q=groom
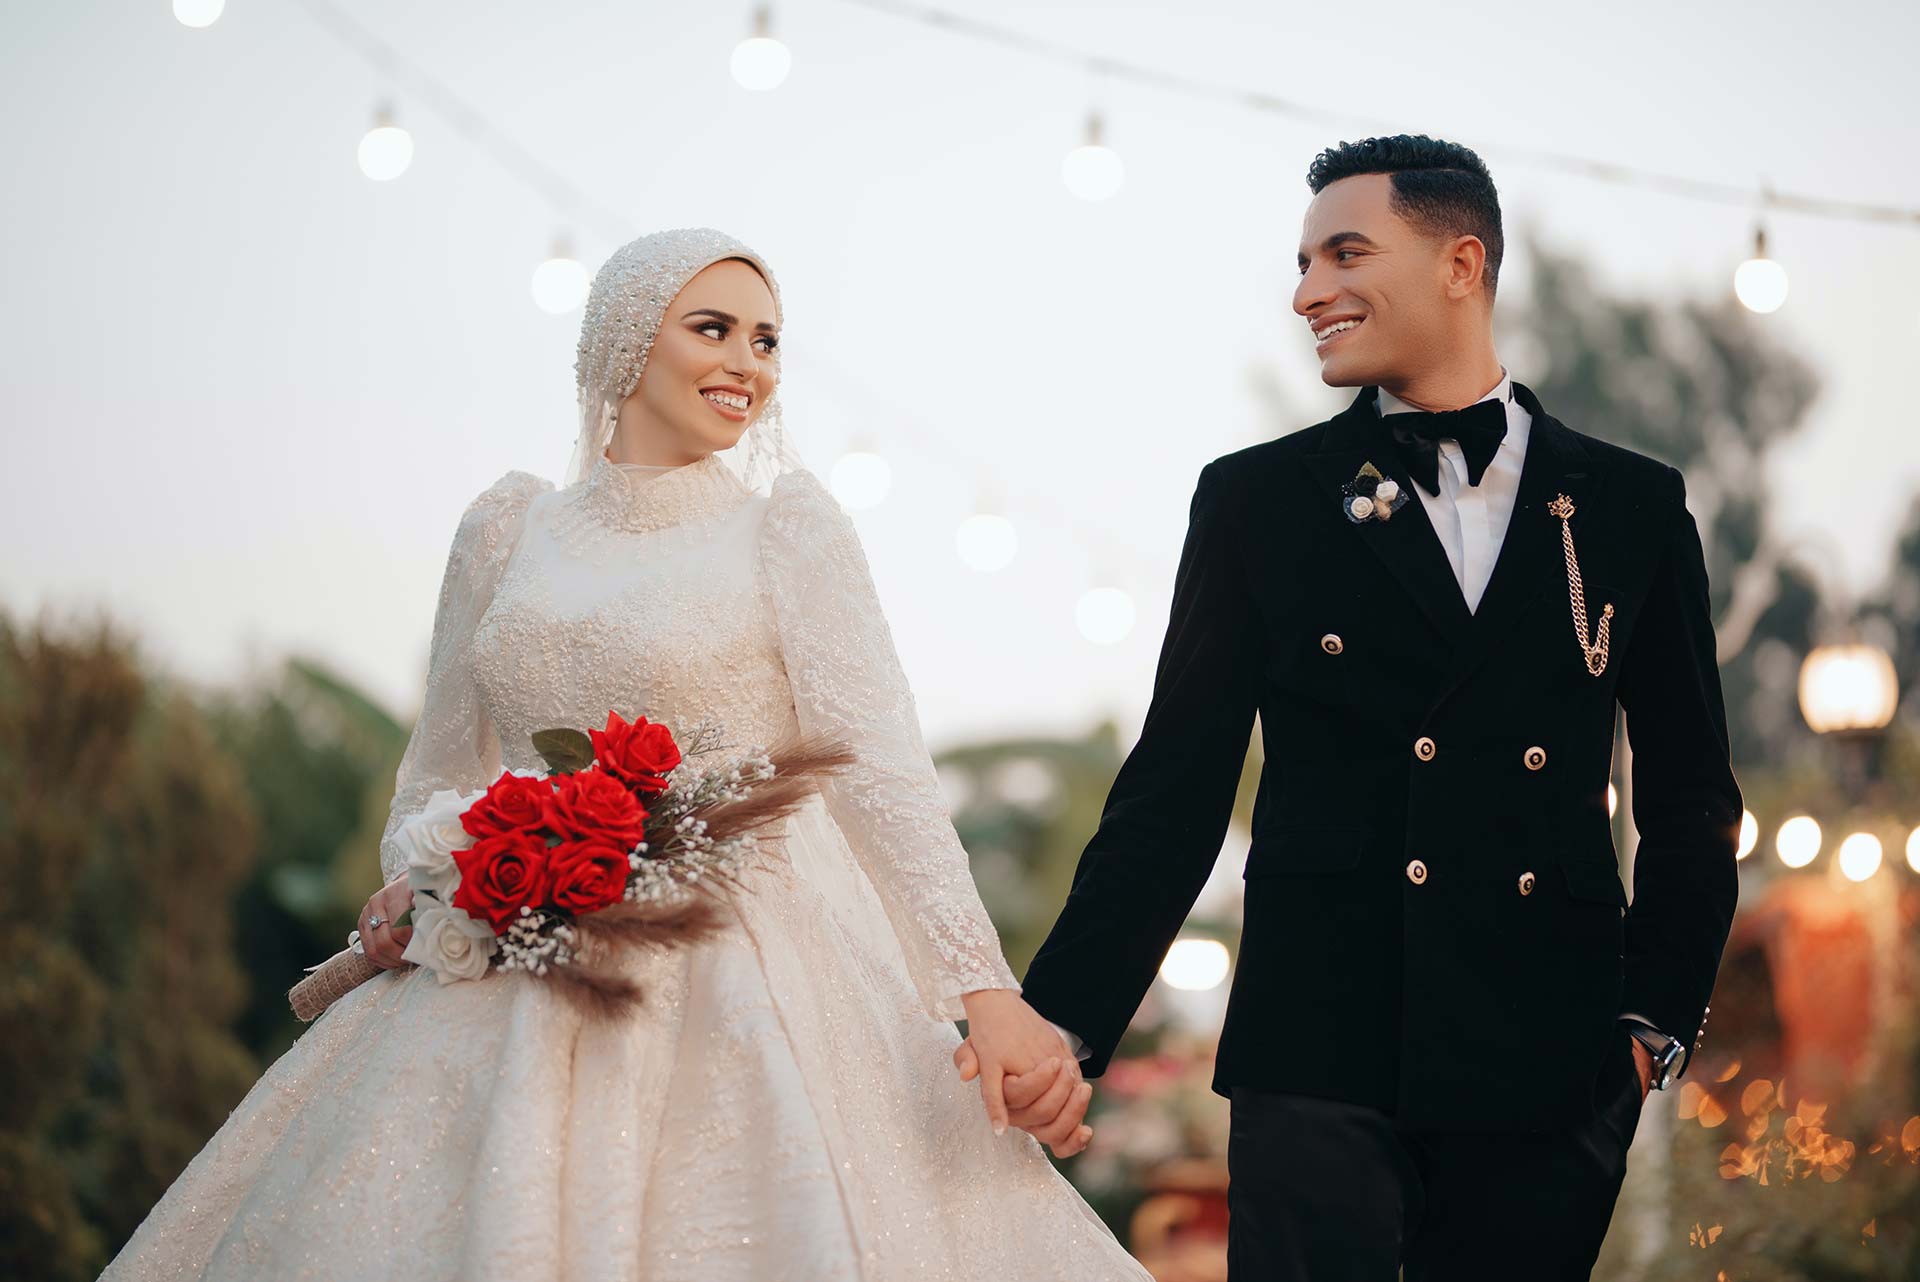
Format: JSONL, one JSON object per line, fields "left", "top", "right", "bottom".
{"left": 1017, "top": 136, "right": 1741, "bottom": 1278}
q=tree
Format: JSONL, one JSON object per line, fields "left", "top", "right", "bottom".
{"left": 0, "top": 617, "right": 258, "bottom": 1279}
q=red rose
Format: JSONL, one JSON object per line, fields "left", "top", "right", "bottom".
{"left": 452, "top": 829, "right": 552, "bottom": 932}
{"left": 546, "top": 839, "right": 630, "bottom": 915}
{"left": 462, "top": 771, "right": 556, "bottom": 840}
{"left": 545, "top": 767, "right": 648, "bottom": 849}
{"left": 589, "top": 712, "right": 682, "bottom": 796}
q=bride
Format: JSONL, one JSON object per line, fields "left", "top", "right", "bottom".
{"left": 103, "top": 229, "right": 1147, "bottom": 1281}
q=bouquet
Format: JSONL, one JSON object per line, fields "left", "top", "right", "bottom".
{"left": 289, "top": 712, "right": 849, "bottom": 1023}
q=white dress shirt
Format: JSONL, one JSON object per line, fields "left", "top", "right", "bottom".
{"left": 1376, "top": 370, "right": 1530, "bottom": 614}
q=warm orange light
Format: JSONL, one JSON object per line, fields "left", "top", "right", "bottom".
{"left": 1798, "top": 643, "right": 1898, "bottom": 734}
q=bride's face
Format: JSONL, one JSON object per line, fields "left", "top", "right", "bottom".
{"left": 617, "top": 259, "right": 780, "bottom": 464}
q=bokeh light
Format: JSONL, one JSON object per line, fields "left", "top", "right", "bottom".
{"left": 173, "top": 0, "right": 224, "bottom": 28}
{"left": 357, "top": 122, "right": 413, "bottom": 182}
{"left": 1838, "top": 832, "right": 1883, "bottom": 882}
{"left": 955, "top": 513, "right": 1017, "bottom": 573}
{"left": 1076, "top": 587, "right": 1136, "bottom": 645}
{"left": 1737, "top": 810, "right": 1759, "bottom": 860}
{"left": 1159, "top": 938, "right": 1230, "bottom": 992}
{"left": 1776, "top": 815, "right": 1822, "bottom": 869}
{"left": 829, "top": 451, "right": 892, "bottom": 510}
{"left": 530, "top": 252, "right": 590, "bottom": 314}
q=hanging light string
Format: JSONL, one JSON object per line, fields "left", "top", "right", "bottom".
{"left": 283, "top": 0, "right": 631, "bottom": 242}
{"left": 833, "top": 0, "right": 1920, "bottom": 229}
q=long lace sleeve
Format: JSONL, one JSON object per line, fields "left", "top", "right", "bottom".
{"left": 377, "top": 471, "right": 551, "bottom": 880}
{"left": 761, "top": 470, "right": 1018, "bottom": 1020}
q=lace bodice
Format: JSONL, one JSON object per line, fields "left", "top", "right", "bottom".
{"left": 378, "top": 455, "right": 1017, "bottom": 1017}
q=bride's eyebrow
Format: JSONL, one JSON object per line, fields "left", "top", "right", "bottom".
{"left": 682, "top": 307, "right": 778, "bottom": 334}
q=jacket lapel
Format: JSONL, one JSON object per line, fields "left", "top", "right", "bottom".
{"left": 1456, "top": 382, "right": 1599, "bottom": 679}
{"left": 1303, "top": 387, "right": 1475, "bottom": 653}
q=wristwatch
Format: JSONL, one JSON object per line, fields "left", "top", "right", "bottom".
{"left": 1624, "top": 1023, "right": 1686, "bottom": 1091}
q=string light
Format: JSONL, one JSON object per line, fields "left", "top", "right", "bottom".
{"left": 731, "top": 4, "right": 792, "bottom": 92}
{"left": 1061, "top": 112, "right": 1124, "bottom": 202}
{"left": 173, "top": 0, "right": 224, "bottom": 28}
{"left": 1734, "top": 225, "right": 1789, "bottom": 314}
{"left": 357, "top": 104, "right": 413, "bottom": 182}
{"left": 1776, "top": 815, "right": 1822, "bottom": 869}
{"left": 1159, "top": 938, "right": 1230, "bottom": 991}
{"left": 955, "top": 512, "right": 1018, "bottom": 573}
{"left": 830, "top": 448, "right": 892, "bottom": 510}
{"left": 1737, "top": 810, "right": 1758, "bottom": 860}
{"left": 1076, "top": 585, "right": 1136, "bottom": 645}
{"left": 1838, "top": 832, "right": 1883, "bottom": 882}
{"left": 529, "top": 235, "right": 590, "bottom": 314}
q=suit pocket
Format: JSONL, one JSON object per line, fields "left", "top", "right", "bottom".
{"left": 1244, "top": 824, "right": 1367, "bottom": 877}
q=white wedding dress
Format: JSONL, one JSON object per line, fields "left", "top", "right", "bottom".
{"left": 103, "top": 456, "right": 1149, "bottom": 1282}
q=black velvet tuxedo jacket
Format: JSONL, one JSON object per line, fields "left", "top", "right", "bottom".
{"left": 1020, "top": 383, "right": 1742, "bottom": 1132}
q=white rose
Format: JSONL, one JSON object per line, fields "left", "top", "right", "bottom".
{"left": 1348, "top": 495, "right": 1374, "bottom": 520}
{"left": 397, "top": 788, "right": 477, "bottom": 905}
{"left": 1375, "top": 479, "right": 1399, "bottom": 503}
{"left": 401, "top": 904, "right": 498, "bottom": 984}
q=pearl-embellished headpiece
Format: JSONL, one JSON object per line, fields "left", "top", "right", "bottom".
{"left": 567, "top": 227, "right": 791, "bottom": 489}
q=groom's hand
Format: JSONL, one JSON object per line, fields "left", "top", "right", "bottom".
{"left": 955, "top": 1044, "right": 1095, "bottom": 1158}
{"left": 1629, "top": 1036, "right": 1654, "bottom": 1101}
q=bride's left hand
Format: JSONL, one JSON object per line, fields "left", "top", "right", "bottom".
{"left": 955, "top": 989, "right": 1094, "bottom": 1156}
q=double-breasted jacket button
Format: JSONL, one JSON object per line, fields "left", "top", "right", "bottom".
{"left": 1320, "top": 633, "right": 1344, "bottom": 655}
{"left": 1414, "top": 736, "right": 1437, "bottom": 762}
{"left": 1406, "top": 859, "right": 1429, "bottom": 886}
{"left": 1523, "top": 746, "right": 1547, "bottom": 771}
{"left": 1517, "top": 871, "right": 1537, "bottom": 896}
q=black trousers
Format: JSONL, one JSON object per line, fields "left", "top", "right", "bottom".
{"left": 1225, "top": 1035, "right": 1646, "bottom": 1281}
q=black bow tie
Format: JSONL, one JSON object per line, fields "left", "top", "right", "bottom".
{"left": 1383, "top": 396, "right": 1509, "bottom": 496}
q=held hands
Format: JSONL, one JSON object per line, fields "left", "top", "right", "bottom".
{"left": 359, "top": 873, "right": 414, "bottom": 969}
{"left": 954, "top": 989, "right": 1095, "bottom": 1158}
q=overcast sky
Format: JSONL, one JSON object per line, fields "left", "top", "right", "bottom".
{"left": 4, "top": 0, "right": 1917, "bottom": 747}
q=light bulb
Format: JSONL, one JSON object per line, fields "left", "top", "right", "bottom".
{"left": 1734, "top": 225, "right": 1788, "bottom": 314}
{"left": 955, "top": 513, "right": 1017, "bottom": 573}
{"left": 1159, "top": 938, "right": 1230, "bottom": 992}
{"left": 1838, "top": 832, "right": 1883, "bottom": 882}
{"left": 174, "top": 0, "right": 224, "bottom": 27}
{"left": 731, "top": 5, "right": 791, "bottom": 91}
{"left": 1776, "top": 815, "right": 1821, "bottom": 869}
{"left": 1737, "top": 810, "right": 1758, "bottom": 860}
{"left": 530, "top": 241, "right": 590, "bottom": 314}
{"left": 1061, "top": 113, "right": 1124, "bottom": 202}
{"left": 1076, "top": 586, "right": 1136, "bottom": 645}
{"left": 358, "top": 107, "right": 413, "bottom": 182}
{"left": 830, "top": 451, "right": 892, "bottom": 510}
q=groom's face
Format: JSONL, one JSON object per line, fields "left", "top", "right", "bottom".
{"left": 1293, "top": 173, "right": 1452, "bottom": 389}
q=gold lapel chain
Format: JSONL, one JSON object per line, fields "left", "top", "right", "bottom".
{"left": 1548, "top": 494, "right": 1613, "bottom": 676}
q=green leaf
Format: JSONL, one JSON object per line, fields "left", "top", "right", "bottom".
{"left": 531, "top": 727, "right": 594, "bottom": 774}
{"left": 1358, "top": 462, "right": 1383, "bottom": 481}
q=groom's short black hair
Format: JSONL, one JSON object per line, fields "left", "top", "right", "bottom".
{"left": 1306, "top": 135, "right": 1504, "bottom": 297}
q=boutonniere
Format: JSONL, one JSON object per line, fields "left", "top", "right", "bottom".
{"left": 1342, "top": 462, "right": 1410, "bottom": 524}
{"left": 1548, "top": 494, "right": 1614, "bottom": 676}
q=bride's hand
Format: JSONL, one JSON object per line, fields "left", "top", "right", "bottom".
{"left": 955, "top": 989, "right": 1094, "bottom": 1156}
{"left": 359, "top": 873, "right": 414, "bottom": 969}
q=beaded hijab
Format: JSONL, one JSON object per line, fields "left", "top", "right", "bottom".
{"left": 568, "top": 228, "right": 794, "bottom": 491}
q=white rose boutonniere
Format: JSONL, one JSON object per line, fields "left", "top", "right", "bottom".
{"left": 401, "top": 904, "right": 499, "bottom": 984}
